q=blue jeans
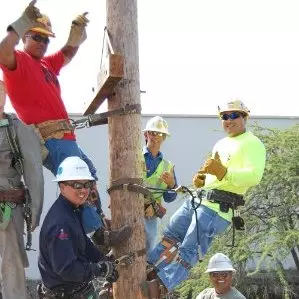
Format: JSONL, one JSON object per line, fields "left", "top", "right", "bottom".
{"left": 145, "top": 217, "right": 158, "bottom": 256}
{"left": 43, "top": 138, "right": 104, "bottom": 234}
{"left": 148, "top": 199, "right": 230, "bottom": 290}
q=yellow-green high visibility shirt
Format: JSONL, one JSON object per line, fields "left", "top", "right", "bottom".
{"left": 202, "top": 131, "right": 266, "bottom": 221}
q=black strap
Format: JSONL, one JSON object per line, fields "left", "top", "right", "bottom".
{"left": 72, "top": 103, "right": 142, "bottom": 128}
{"left": 107, "top": 177, "right": 157, "bottom": 207}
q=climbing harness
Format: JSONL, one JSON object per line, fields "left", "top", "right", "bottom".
{"left": 4, "top": 115, "right": 33, "bottom": 250}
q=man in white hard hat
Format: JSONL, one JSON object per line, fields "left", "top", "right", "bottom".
{"left": 38, "top": 157, "right": 119, "bottom": 299}
{"left": 142, "top": 116, "right": 178, "bottom": 255}
{"left": 196, "top": 253, "right": 246, "bottom": 299}
{"left": 147, "top": 100, "right": 266, "bottom": 295}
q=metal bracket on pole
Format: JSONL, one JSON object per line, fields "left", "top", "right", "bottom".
{"left": 83, "top": 29, "right": 124, "bottom": 115}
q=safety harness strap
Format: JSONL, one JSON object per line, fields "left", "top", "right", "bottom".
{"left": 175, "top": 256, "right": 191, "bottom": 270}
{"left": 73, "top": 103, "right": 142, "bottom": 128}
{"left": 0, "top": 188, "right": 25, "bottom": 203}
{"left": 5, "top": 115, "right": 33, "bottom": 251}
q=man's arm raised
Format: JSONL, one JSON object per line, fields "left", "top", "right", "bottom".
{"left": 0, "top": 0, "right": 42, "bottom": 70}
{"left": 61, "top": 12, "right": 89, "bottom": 66}
{"left": 0, "top": 32, "right": 19, "bottom": 70}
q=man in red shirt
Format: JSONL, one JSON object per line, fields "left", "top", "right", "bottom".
{"left": 0, "top": 0, "right": 131, "bottom": 249}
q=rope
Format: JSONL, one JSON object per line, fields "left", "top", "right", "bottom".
{"left": 99, "top": 27, "right": 107, "bottom": 70}
{"left": 180, "top": 186, "right": 202, "bottom": 256}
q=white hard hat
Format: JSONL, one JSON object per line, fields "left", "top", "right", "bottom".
{"left": 218, "top": 100, "right": 250, "bottom": 116}
{"left": 53, "top": 156, "right": 95, "bottom": 182}
{"left": 142, "top": 116, "right": 170, "bottom": 136}
{"left": 205, "top": 253, "right": 236, "bottom": 273}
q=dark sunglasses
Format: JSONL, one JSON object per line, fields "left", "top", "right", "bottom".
{"left": 220, "top": 111, "right": 243, "bottom": 120}
{"left": 25, "top": 34, "right": 50, "bottom": 45}
{"left": 148, "top": 131, "right": 166, "bottom": 138}
{"left": 63, "top": 181, "right": 93, "bottom": 190}
{"left": 210, "top": 271, "right": 231, "bottom": 278}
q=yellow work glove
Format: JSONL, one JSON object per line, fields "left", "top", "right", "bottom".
{"left": 8, "top": 0, "right": 43, "bottom": 38}
{"left": 201, "top": 151, "right": 227, "bottom": 181}
{"left": 161, "top": 165, "right": 176, "bottom": 188}
{"left": 66, "top": 12, "right": 89, "bottom": 47}
{"left": 192, "top": 172, "right": 206, "bottom": 188}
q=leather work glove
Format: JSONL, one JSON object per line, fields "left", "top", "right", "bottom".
{"left": 144, "top": 205, "right": 155, "bottom": 218}
{"left": 201, "top": 151, "right": 227, "bottom": 181}
{"left": 7, "top": 0, "right": 43, "bottom": 38}
{"left": 66, "top": 12, "right": 89, "bottom": 47}
{"left": 192, "top": 172, "right": 206, "bottom": 188}
{"left": 161, "top": 165, "right": 176, "bottom": 188}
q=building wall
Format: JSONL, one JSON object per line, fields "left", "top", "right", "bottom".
{"left": 25, "top": 114, "right": 299, "bottom": 279}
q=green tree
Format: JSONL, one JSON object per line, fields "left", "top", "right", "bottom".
{"left": 178, "top": 124, "right": 299, "bottom": 299}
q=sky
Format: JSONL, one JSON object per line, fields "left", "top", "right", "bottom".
{"left": 1, "top": 0, "right": 299, "bottom": 116}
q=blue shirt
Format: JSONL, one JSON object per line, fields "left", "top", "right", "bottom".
{"left": 38, "top": 195, "right": 105, "bottom": 289}
{"left": 143, "top": 146, "right": 178, "bottom": 203}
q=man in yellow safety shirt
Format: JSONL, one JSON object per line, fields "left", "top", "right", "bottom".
{"left": 147, "top": 100, "right": 266, "bottom": 295}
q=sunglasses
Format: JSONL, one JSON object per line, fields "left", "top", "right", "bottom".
{"left": 63, "top": 181, "right": 94, "bottom": 190}
{"left": 25, "top": 34, "right": 50, "bottom": 45}
{"left": 220, "top": 111, "right": 243, "bottom": 120}
{"left": 210, "top": 271, "right": 231, "bottom": 278}
{"left": 148, "top": 131, "right": 166, "bottom": 138}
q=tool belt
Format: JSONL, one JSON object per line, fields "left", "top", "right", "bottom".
{"left": 0, "top": 188, "right": 25, "bottom": 204}
{"left": 36, "top": 119, "right": 74, "bottom": 141}
{"left": 198, "top": 189, "right": 245, "bottom": 213}
{"left": 37, "top": 281, "right": 96, "bottom": 299}
{"left": 160, "top": 236, "right": 179, "bottom": 263}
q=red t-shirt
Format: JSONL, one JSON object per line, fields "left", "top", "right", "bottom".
{"left": 1, "top": 50, "right": 75, "bottom": 139}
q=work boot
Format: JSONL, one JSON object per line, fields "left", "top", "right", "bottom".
{"left": 92, "top": 225, "right": 132, "bottom": 246}
{"left": 146, "top": 279, "right": 161, "bottom": 299}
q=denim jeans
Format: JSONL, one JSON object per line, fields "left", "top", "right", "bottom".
{"left": 148, "top": 199, "right": 230, "bottom": 290}
{"left": 144, "top": 217, "right": 158, "bottom": 256}
{"left": 43, "top": 139, "right": 104, "bottom": 234}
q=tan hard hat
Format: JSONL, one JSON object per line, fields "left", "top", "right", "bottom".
{"left": 218, "top": 100, "right": 250, "bottom": 116}
{"left": 31, "top": 15, "right": 55, "bottom": 37}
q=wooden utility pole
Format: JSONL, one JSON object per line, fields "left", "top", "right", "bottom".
{"left": 106, "top": 1, "right": 146, "bottom": 298}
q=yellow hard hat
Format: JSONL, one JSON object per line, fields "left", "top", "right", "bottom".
{"left": 31, "top": 15, "right": 55, "bottom": 37}
{"left": 218, "top": 100, "right": 250, "bottom": 116}
{"left": 143, "top": 116, "right": 170, "bottom": 136}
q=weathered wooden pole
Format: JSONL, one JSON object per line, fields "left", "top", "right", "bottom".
{"left": 106, "top": 1, "right": 146, "bottom": 298}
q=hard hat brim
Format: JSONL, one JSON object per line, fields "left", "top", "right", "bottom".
{"left": 205, "top": 267, "right": 236, "bottom": 273}
{"left": 142, "top": 128, "right": 170, "bottom": 136}
{"left": 219, "top": 109, "right": 249, "bottom": 116}
{"left": 31, "top": 27, "right": 56, "bottom": 37}
{"left": 53, "top": 176, "right": 95, "bottom": 182}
